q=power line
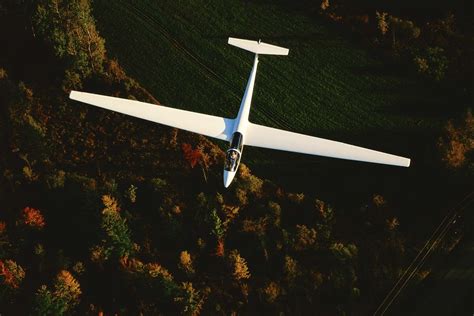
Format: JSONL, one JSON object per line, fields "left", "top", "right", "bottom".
{"left": 373, "top": 191, "right": 474, "bottom": 316}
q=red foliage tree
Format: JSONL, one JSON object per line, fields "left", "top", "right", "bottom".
{"left": 0, "top": 222, "right": 6, "bottom": 234}
{"left": 181, "top": 143, "right": 202, "bottom": 168}
{"left": 216, "top": 239, "right": 225, "bottom": 257}
{"left": 0, "top": 259, "right": 25, "bottom": 289}
{"left": 22, "top": 207, "right": 45, "bottom": 229}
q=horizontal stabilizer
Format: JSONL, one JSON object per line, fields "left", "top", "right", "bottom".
{"left": 228, "top": 37, "right": 289, "bottom": 55}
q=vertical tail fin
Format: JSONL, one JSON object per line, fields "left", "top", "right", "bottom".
{"left": 228, "top": 37, "right": 289, "bottom": 55}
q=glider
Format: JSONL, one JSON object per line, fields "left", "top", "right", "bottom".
{"left": 70, "top": 37, "right": 410, "bottom": 188}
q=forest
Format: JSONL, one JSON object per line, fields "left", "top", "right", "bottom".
{"left": 0, "top": 0, "right": 472, "bottom": 315}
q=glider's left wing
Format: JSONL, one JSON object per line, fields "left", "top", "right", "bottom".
{"left": 70, "top": 91, "right": 234, "bottom": 141}
{"left": 245, "top": 123, "right": 410, "bottom": 167}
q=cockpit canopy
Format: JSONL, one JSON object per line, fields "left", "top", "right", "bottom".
{"left": 224, "top": 132, "right": 244, "bottom": 172}
{"left": 230, "top": 132, "right": 243, "bottom": 151}
{"left": 225, "top": 149, "right": 240, "bottom": 172}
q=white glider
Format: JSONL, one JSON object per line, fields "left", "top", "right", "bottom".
{"left": 70, "top": 37, "right": 410, "bottom": 188}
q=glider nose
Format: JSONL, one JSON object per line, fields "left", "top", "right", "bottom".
{"left": 223, "top": 170, "right": 236, "bottom": 188}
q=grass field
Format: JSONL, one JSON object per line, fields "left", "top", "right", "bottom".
{"left": 91, "top": 0, "right": 454, "bottom": 202}
{"left": 92, "top": 0, "right": 447, "bottom": 135}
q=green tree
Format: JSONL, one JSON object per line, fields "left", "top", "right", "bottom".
{"left": 293, "top": 224, "right": 317, "bottom": 251}
{"left": 388, "top": 16, "right": 421, "bottom": 46}
{"left": 34, "top": 0, "right": 106, "bottom": 87}
{"left": 175, "top": 282, "right": 205, "bottom": 315}
{"left": 33, "top": 270, "right": 81, "bottom": 315}
{"left": 8, "top": 83, "right": 49, "bottom": 164}
{"left": 414, "top": 47, "right": 448, "bottom": 81}
{"left": 208, "top": 209, "right": 224, "bottom": 239}
{"left": 93, "top": 195, "right": 135, "bottom": 261}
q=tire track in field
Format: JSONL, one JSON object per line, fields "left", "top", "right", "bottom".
{"left": 136, "top": 1, "right": 313, "bottom": 131}
{"left": 101, "top": 1, "right": 403, "bottom": 137}
{"left": 107, "top": 1, "right": 355, "bottom": 134}
{"left": 120, "top": 1, "right": 294, "bottom": 131}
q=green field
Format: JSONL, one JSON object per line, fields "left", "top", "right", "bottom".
{"left": 92, "top": 0, "right": 446, "bottom": 135}
{"left": 91, "top": 0, "right": 450, "bottom": 198}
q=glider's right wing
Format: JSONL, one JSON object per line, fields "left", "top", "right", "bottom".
{"left": 70, "top": 91, "right": 235, "bottom": 141}
{"left": 245, "top": 123, "right": 410, "bottom": 167}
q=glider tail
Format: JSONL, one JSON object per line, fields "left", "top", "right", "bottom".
{"left": 228, "top": 37, "right": 289, "bottom": 56}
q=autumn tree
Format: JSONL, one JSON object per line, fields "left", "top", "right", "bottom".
{"left": 0, "top": 222, "right": 6, "bottom": 235}
{"left": 242, "top": 217, "right": 269, "bottom": 259}
{"left": 293, "top": 224, "right": 318, "bottom": 251}
{"left": 120, "top": 257, "right": 174, "bottom": 284}
{"left": 33, "top": 0, "right": 106, "bottom": 88}
{"left": 0, "top": 259, "right": 25, "bottom": 290}
{"left": 21, "top": 207, "right": 46, "bottom": 229}
{"left": 414, "top": 47, "right": 449, "bottom": 81}
{"left": 119, "top": 257, "right": 186, "bottom": 313}
{"left": 7, "top": 83, "right": 49, "bottom": 166}
{"left": 376, "top": 11, "right": 389, "bottom": 35}
{"left": 262, "top": 281, "right": 281, "bottom": 304}
{"left": 315, "top": 199, "right": 334, "bottom": 222}
{"left": 328, "top": 242, "right": 359, "bottom": 306}
{"left": 439, "top": 110, "right": 473, "bottom": 170}
{"left": 388, "top": 16, "right": 421, "bottom": 46}
{"left": 238, "top": 164, "right": 264, "bottom": 198}
{"left": 91, "top": 195, "right": 134, "bottom": 262}
{"left": 288, "top": 192, "right": 305, "bottom": 204}
{"left": 125, "top": 184, "right": 138, "bottom": 203}
{"left": 268, "top": 201, "right": 281, "bottom": 228}
{"left": 174, "top": 282, "right": 206, "bottom": 315}
{"left": 330, "top": 242, "right": 358, "bottom": 262}
{"left": 179, "top": 250, "right": 195, "bottom": 275}
{"left": 228, "top": 250, "right": 251, "bottom": 281}
{"left": 283, "top": 255, "right": 299, "bottom": 286}
{"left": 34, "top": 270, "right": 81, "bottom": 315}
{"left": 182, "top": 143, "right": 202, "bottom": 168}
{"left": 320, "top": 0, "right": 329, "bottom": 11}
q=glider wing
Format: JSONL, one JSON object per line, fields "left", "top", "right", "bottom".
{"left": 245, "top": 123, "right": 410, "bottom": 167}
{"left": 70, "top": 91, "right": 234, "bottom": 141}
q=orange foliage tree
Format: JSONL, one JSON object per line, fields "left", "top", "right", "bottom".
{"left": 439, "top": 110, "right": 474, "bottom": 169}
{"left": 228, "top": 250, "right": 251, "bottom": 281}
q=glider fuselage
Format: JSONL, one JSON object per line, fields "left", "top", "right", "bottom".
{"left": 223, "top": 54, "right": 259, "bottom": 187}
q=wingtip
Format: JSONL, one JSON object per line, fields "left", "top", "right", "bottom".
{"left": 69, "top": 90, "right": 78, "bottom": 100}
